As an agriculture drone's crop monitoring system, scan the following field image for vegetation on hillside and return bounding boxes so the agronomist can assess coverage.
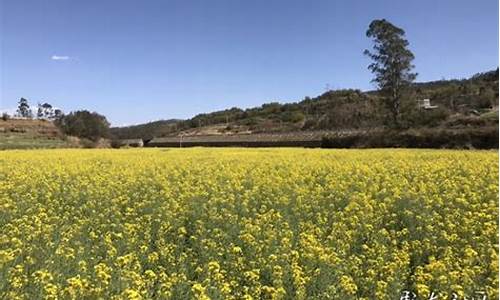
[109,19,497,141]
[5,98,110,146]
[110,119,181,140]
[0,119,74,150]
[111,69,498,139]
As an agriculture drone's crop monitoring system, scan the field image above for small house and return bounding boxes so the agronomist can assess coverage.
[417,99,438,110]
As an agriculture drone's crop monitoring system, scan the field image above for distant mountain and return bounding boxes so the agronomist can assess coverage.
[110,119,182,140]
[111,69,499,140]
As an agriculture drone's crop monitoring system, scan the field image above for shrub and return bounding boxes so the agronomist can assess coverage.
[56,110,110,142]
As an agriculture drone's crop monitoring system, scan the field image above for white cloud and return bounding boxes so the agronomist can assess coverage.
[51,55,70,60]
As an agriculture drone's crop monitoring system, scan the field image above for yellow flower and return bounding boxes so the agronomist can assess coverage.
[0,148,497,298]
[340,275,358,295]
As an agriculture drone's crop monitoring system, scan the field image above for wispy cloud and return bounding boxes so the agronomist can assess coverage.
[51,55,70,60]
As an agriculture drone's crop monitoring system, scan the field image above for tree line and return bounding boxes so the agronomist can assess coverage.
[5,98,63,120]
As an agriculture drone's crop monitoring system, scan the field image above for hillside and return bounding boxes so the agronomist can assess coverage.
[0,119,74,150]
[111,69,499,140]
[109,119,181,140]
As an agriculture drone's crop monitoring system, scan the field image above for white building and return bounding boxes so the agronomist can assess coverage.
[417,99,438,109]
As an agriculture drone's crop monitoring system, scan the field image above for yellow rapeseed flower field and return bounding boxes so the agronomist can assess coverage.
[0,148,497,299]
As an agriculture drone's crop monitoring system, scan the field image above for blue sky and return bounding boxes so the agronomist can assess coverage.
[1,0,498,126]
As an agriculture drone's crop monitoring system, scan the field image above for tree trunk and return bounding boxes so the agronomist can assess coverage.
[391,87,401,128]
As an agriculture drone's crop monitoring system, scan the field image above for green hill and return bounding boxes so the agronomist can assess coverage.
[111,69,499,139]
